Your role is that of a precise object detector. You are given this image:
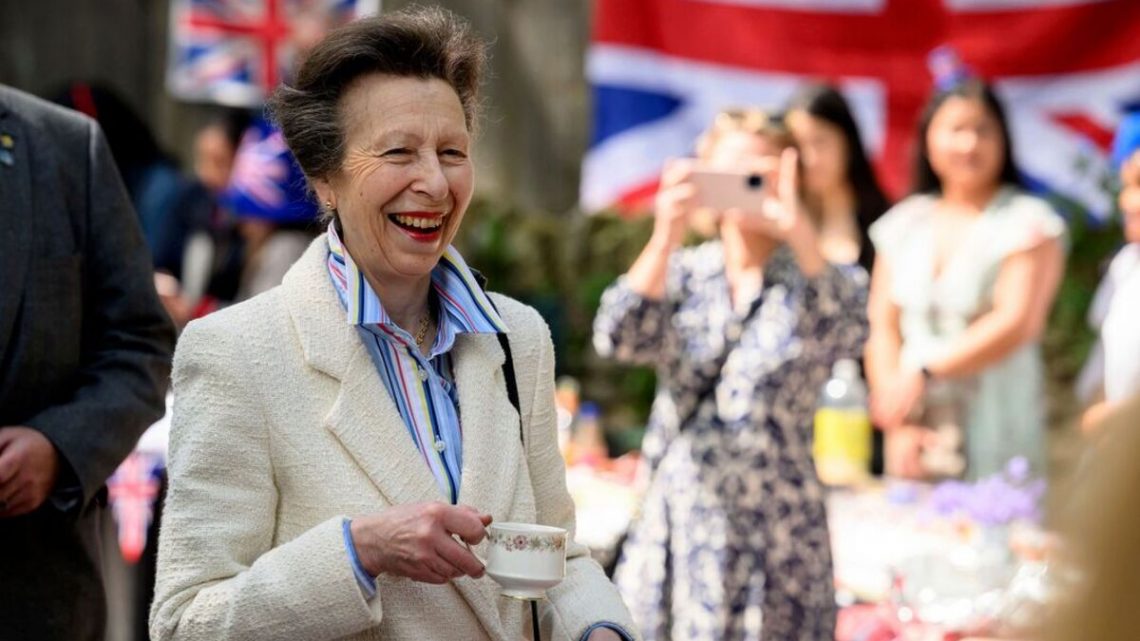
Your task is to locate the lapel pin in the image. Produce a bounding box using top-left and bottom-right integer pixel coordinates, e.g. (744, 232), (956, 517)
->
(0, 133), (13, 167)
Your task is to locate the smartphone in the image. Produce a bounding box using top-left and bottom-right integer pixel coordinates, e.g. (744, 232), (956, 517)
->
(688, 168), (767, 213)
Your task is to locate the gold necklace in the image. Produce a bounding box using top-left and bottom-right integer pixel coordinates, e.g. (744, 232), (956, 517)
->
(414, 312), (432, 347)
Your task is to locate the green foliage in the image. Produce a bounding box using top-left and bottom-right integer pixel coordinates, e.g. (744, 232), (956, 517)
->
(1039, 194), (1124, 427)
(453, 199), (657, 433)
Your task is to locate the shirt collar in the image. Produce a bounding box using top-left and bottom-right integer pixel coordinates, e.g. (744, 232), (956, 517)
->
(325, 223), (507, 341)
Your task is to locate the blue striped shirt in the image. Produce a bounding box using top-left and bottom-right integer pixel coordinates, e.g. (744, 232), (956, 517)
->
(325, 224), (507, 504)
(326, 228), (632, 639)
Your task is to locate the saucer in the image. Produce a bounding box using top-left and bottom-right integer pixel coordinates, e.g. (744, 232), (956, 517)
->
(486, 570), (562, 601)
(500, 589), (548, 601)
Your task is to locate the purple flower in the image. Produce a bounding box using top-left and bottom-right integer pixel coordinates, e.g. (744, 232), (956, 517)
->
(1005, 457), (1031, 484)
(888, 482), (921, 505)
(926, 458), (1046, 526)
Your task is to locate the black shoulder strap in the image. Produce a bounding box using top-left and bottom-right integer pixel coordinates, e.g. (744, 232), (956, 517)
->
(470, 269), (524, 444)
(496, 332), (522, 444)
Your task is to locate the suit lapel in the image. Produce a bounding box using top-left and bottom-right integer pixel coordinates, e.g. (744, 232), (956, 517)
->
(282, 239), (512, 640)
(453, 332), (522, 521)
(0, 102), (33, 370)
(450, 331), (525, 637)
(283, 239), (440, 506)
(322, 344), (441, 506)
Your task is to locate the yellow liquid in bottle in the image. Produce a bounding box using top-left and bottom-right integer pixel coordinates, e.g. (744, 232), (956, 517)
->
(813, 408), (871, 485)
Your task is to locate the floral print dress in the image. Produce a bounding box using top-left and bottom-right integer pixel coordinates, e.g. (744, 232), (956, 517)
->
(593, 241), (868, 641)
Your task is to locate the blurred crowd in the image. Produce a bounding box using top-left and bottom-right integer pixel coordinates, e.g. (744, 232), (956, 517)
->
(41, 63), (1140, 492)
(59, 72), (1140, 486)
(3, 10), (1140, 641)
(51, 82), (322, 334)
(38, 70), (1140, 641)
(589, 59), (1140, 639)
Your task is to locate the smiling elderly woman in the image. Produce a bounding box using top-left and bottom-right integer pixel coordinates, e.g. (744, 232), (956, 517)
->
(149, 8), (636, 641)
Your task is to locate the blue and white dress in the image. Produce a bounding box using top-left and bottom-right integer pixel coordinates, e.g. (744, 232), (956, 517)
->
(594, 242), (868, 641)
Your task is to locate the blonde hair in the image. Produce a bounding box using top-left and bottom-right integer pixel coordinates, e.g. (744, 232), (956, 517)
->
(683, 108), (796, 238)
(696, 107), (794, 159)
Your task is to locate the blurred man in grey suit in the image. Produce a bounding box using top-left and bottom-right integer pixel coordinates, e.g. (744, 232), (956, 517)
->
(0, 84), (175, 641)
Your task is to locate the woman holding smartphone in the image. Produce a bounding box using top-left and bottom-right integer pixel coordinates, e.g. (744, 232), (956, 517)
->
(593, 109), (868, 641)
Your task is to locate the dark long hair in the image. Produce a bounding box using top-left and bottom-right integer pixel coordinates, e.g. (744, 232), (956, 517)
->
(912, 78), (1023, 195)
(788, 84), (891, 273)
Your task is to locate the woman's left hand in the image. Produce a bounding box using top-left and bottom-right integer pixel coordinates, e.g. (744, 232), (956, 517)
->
(876, 368), (926, 430)
(721, 148), (825, 276)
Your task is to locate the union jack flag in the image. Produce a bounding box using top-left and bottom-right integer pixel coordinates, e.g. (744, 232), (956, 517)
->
(107, 451), (165, 564)
(166, 0), (380, 107)
(583, 0), (1140, 219)
(221, 118), (319, 223)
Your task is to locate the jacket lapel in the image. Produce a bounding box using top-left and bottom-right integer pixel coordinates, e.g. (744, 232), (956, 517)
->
(281, 238), (511, 640)
(449, 331), (526, 636)
(0, 100), (33, 372)
(283, 239), (438, 506)
(453, 332), (523, 521)
(323, 345), (442, 506)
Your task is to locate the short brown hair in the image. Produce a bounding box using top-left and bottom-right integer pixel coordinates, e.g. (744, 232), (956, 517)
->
(269, 6), (487, 183)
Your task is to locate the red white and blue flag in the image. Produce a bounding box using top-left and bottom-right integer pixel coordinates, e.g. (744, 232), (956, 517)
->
(166, 0), (379, 107)
(583, 0), (1140, 218)
(221, 117), (320, 223)
(107, 451), (164, 564)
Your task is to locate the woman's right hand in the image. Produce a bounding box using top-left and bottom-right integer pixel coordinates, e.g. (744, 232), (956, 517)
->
(624, 159), (699, 300)
(350, 502), (492, 584)
(650, 158), (698, 249)
(871, 368), (925, 430)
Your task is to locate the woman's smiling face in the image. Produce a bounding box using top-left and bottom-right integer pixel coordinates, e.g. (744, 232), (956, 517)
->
(925, 95), (1006, 196)
(315, 73), (474, 284)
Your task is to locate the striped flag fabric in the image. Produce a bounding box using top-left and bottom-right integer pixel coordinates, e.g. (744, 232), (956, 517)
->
(583, 0), (1140, 218)
(107, 452), (164, 563)
(166, 0), (379, 107)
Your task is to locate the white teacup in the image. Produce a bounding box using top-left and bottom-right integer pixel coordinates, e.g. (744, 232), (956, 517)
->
(472, 522), (567, 600)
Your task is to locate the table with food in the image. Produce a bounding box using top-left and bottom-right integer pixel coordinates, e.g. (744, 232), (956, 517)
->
(566, 444), (1062, 641)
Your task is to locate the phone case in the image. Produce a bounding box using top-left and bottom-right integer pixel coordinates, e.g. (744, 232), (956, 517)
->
(688, 168), (767, 213)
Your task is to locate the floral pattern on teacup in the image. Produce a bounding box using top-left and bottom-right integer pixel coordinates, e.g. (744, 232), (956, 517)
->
(488, 530), (566, 553)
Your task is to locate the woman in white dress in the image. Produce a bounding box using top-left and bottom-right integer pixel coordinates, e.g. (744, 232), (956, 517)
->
(864, 79), (1066, 480)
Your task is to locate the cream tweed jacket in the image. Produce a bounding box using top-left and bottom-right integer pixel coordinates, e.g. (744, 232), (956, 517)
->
(150, 237), (638, 641)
